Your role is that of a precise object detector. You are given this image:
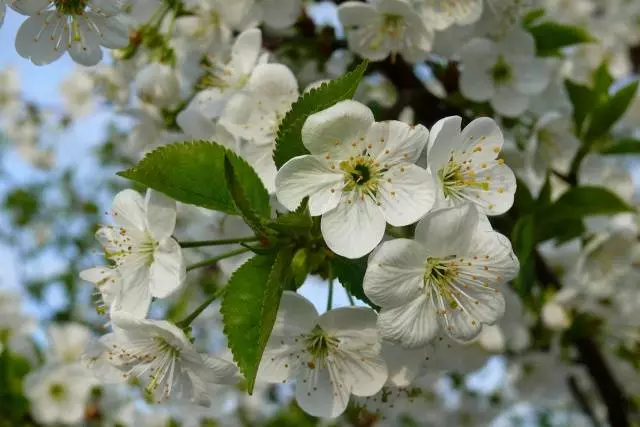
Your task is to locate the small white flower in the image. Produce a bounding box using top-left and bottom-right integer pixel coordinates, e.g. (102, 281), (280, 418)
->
(24, 364), (98, 425)
(223, 63), (299, 192)
(230, 0), (302, 30)
(420, 0), (484, 31)
(46, 322), (93, 364)
(424, 115), (516, 215)
(135, 63), (181, 108)
(178, 28), (265, 132)
(364, 203), (519, 345)
(459, 27), (550, 117)
(91, 312), (238, 403)
(258, 291), (388, 418)
(59, 67), (95, 117)
(95, 189), (185, 316)
(276, 100), (435, 258)
(13, 0), (130, 66)
(338, 0), (433, 63)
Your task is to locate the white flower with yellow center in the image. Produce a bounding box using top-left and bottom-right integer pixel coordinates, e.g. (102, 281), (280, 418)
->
(425, 115), (515, 215)
(258, 292), (388, 418)
(95, 189), (185, 316)
(363, 203), (519, 345)
(90, 313), (239, 403)
(223, 63), (299, 192)
(338, 0), (433, 63)
(276, 100), (435, 258)
(419, 0), (484, 30)
(12, 0), (129, 66)
(458, 27), (551, 117)
(46, 322), (92, 365)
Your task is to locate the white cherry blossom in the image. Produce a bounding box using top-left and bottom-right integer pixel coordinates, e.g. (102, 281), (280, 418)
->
(13, 0), (130, 66)
(364, 203), (519, 345)
(95, 189), (185, 316)
(424, 115), (516, 215)
(229, 0), (302, 30)
(258, 291), (388, 418)
(459, 27), (550, 117)
(135, 63), (181, 108)
(24, 364), (98, 425)
(89, 312), (238, 403)
(276, 100), (435, 258)
(46, 322), (92, 365)
(224, 63), (299, 192)
(420, 0), (484, 31)
(338, 0), (433, 63)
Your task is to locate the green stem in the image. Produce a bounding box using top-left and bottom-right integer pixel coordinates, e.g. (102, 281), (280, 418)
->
(176, 287), (226, 328)
(179, 236), (259, 248)
(186, 247), (250, 271)
(345, 288), (355, 306)
(326, 278), (334, 311)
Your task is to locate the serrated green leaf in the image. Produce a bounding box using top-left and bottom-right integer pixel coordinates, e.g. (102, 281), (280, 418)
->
(600, 138), (640, 154)
(224, 155), (268, 233)
(565, 79), (594, 134)
(528, 21), (595, 56)
(331, 256), (378, 309)
(221, 251), (292, 393)
(539, 186), (634, 222)
(273, 61), (369, 169)
(584, 81), (639, 142)
(117, 141), (270, 217)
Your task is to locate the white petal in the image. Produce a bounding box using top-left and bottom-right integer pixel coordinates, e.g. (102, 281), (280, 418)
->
(468, 225), (519, 283)
(296, 365), (349, 418)
(425, 116), (463, 171)
(498, 27), (535, 60)
(378, 164), (436, 226)
(69, 16), (103, 66)
(337, 2), (378, 28)
(246, 63), (298, 112)
(414, 204), (479, 257)
(275, 155), (343, 215)
(463, 160), (516, 215)
(242, 141), (277, 193)
(11, 0), (50, 15)
(364, 238), (426, 308)
(145, 189), (177, 241)
(301, 100), (374, 157)
(381, 341), (425, 387)
(459, 38), (498, 71)
(460, 68), (494, 102)
(318, 306), (378, 337)
(230, 28), (262, 75)
(272, 291), (319, 336)
(513, 59), (551, 95)
(111, 189), (146, 231)
(149, 238), (185, 299)
(95, 15), (129, 48)
(115, 280), (151, 318)
(378, 294), (439, 347)
(261, 0), (300, 29)
(458, 117), (504, 163)
(367, 121), (429, 164)
(321, 194), (385, 258)
(491, 86), (529, 117)
(176, 103), (217, 140)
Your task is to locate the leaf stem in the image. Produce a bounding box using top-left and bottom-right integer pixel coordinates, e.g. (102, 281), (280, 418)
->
(179, 236), (259, 248)
(176, 287), (226, 328)
(345, 288), (355, 306)
(186, 247), (251, 271)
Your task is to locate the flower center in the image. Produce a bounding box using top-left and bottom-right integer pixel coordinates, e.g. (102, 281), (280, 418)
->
(382, 14), (404, 38)
(49, 383), (66, 401)
(490, 56), (512, 85)
(53, 0), (88, 15)
(438, 158), (489, 201)
(304, 325), (339, 361)
(423, 256), (461, 309)
(340, 156), (382, 198)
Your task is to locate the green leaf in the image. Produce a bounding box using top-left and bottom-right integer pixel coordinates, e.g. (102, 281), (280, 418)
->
(268, 199), (313, 237)
(224, 155), (268, 233)
(522, 8), (545, 28)
(221, 250), (292, 393)
(331, 256), (378, 309)
(600, 138), (640, 154)
(273, 60), (369, 169)
(539, 186), (634, 222)
(118, 141), (270, 217)
(592, 61), (614, 100)
(511, 216), (536, 296)
(528, 21), (595, 56)
(584, 81), (639, 142)
(513, 177), (536, 215)
(537, 173), (553, 208)
(565, 80), (594, 134)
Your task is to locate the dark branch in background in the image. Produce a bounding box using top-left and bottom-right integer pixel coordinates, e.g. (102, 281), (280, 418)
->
(568, 375), (602, 427)
(268, 6), (633, 425)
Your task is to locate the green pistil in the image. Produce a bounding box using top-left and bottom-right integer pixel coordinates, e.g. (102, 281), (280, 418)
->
(438, 159), (490, 200)
(424, 257), (459, 309)
(340, 156), (382, 197)
(54, 0), (88, 15)
(49, 383), (66, 401)
(490, 56), (512, 85)
(304, 325), (338, 360)
(382, 14), (403, 36)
